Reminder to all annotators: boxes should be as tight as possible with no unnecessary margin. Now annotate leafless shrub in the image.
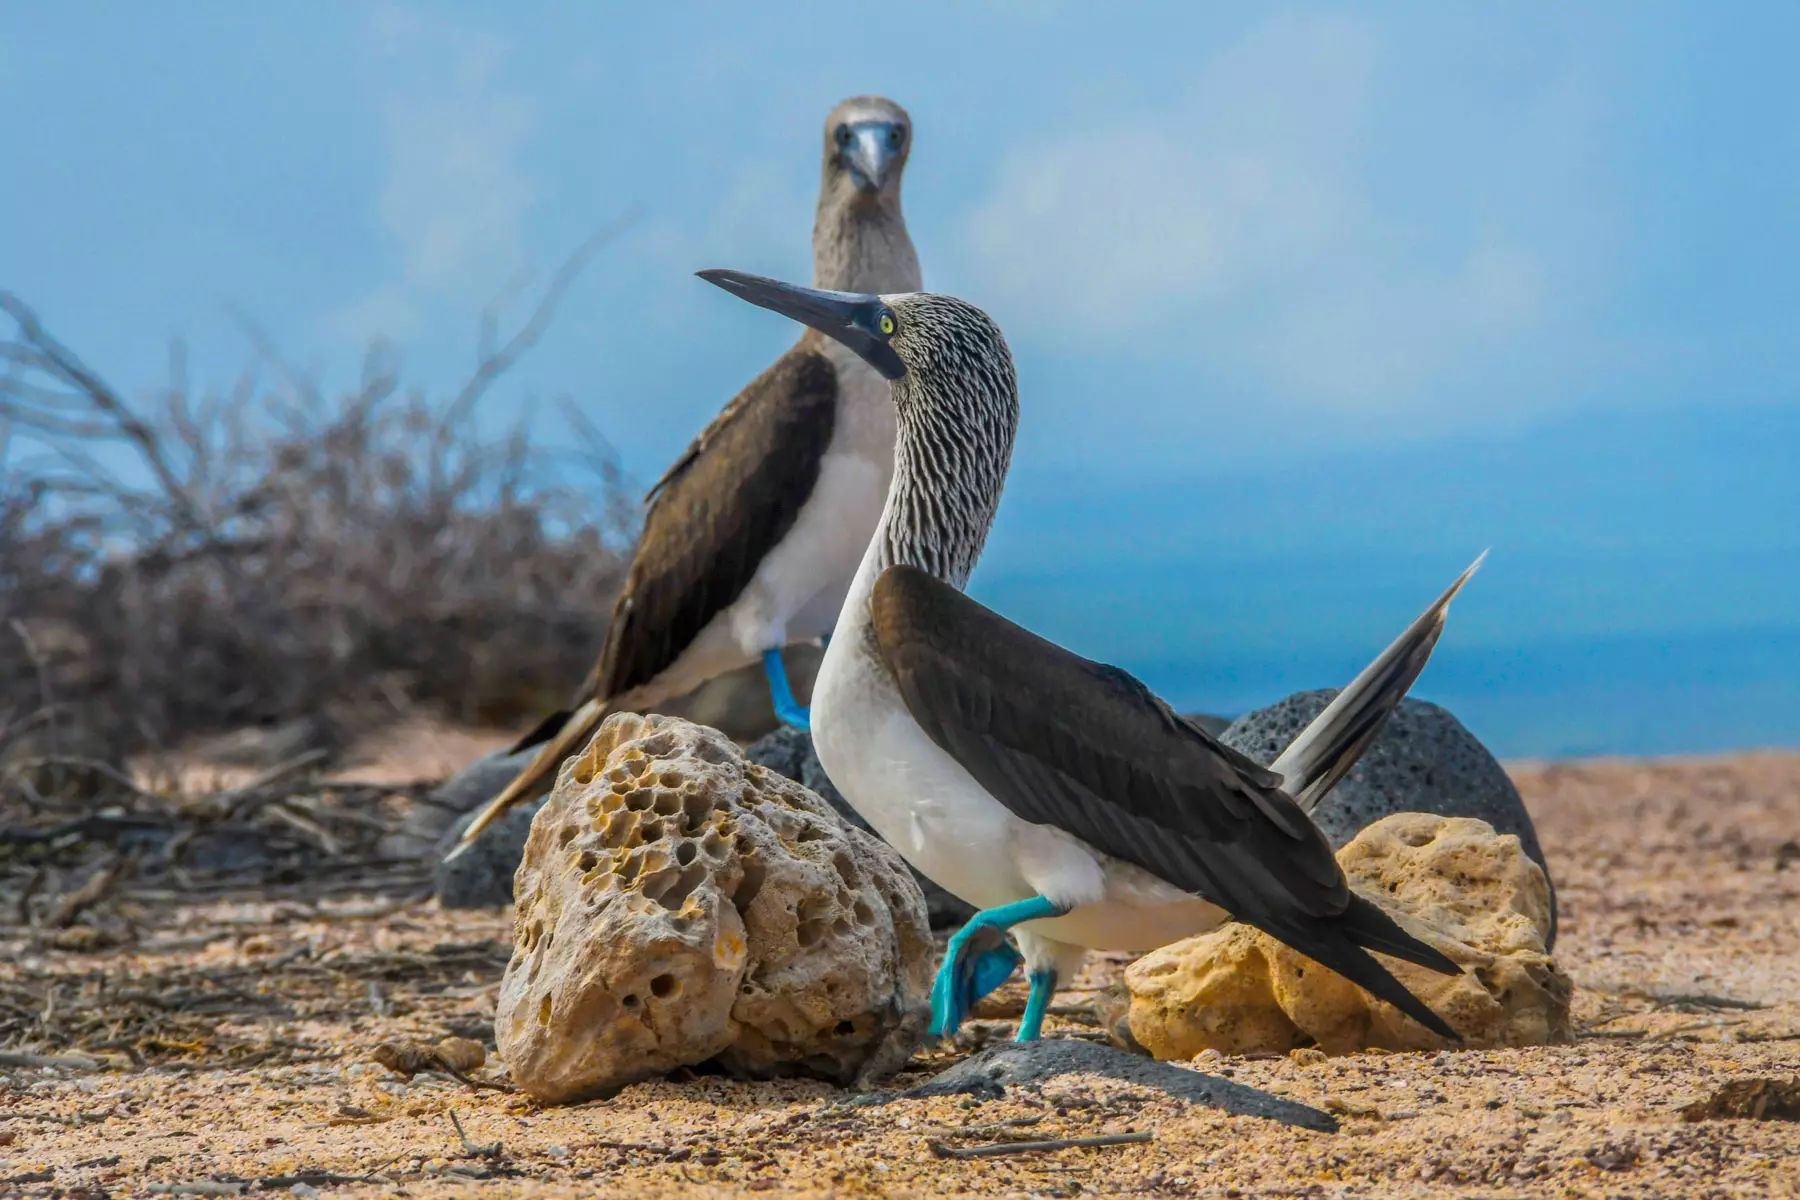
[0,231,637,772]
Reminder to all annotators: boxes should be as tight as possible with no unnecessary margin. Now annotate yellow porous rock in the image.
[495,714,934,1103]
[1126,813,1572,1058]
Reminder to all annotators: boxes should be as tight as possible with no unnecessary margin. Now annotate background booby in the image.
[452,97,921,853]
[699,269,1478,1045]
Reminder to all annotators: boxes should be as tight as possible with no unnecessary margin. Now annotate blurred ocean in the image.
[1129,624,1800,761]
[972,402,1800,761]
[979,567,1800,761]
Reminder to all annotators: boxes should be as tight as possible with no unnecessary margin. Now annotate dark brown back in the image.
[584,345,839,701]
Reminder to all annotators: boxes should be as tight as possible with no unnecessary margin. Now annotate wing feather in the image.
[584,345,838,702]
[870,564,1351,925]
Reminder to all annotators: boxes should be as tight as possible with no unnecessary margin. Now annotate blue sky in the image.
[5,3,1798,756]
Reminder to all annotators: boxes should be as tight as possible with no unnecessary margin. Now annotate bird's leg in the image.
[761,648,811,730]
[1015,968,1057,1042]
[928,896,1065,1040]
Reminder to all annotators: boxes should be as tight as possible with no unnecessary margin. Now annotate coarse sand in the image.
[4,752,1798,1198]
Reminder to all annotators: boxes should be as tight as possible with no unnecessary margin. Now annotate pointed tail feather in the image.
[445,698,606,862]
[1271,551,1486,813]
[1272,895,1463,1042]
[506,708,574,756]
[1336,890,1462,976]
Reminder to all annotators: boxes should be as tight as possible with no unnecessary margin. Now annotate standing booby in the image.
[452,97,921,853]
[696,268,1483,1044]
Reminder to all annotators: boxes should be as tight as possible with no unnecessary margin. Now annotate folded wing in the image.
[869,564,1466,1039]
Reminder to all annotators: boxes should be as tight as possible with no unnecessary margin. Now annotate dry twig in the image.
[48,852,133,927]
[927,1131,1154,1159]
[0,223,636,778]
[449,1109,504,1158]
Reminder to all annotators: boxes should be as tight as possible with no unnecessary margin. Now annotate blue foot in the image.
[970,943,1023,1005]
[762,648,810,730]
[1016,969,1057,1042]
[926,940,1022,1039]
[929,896,1064,1040]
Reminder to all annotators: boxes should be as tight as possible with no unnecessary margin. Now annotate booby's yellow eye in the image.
[878,313,895,335]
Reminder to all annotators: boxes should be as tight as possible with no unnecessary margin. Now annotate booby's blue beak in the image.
[843,121,903,193]
[698,269,907,380]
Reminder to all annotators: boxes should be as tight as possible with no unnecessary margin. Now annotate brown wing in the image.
[868,564,1343,918]
[868,564,1463,1039]
[584,343,838,702]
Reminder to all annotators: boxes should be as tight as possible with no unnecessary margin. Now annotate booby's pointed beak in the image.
[845,124,899,193]
[698,269,907,380]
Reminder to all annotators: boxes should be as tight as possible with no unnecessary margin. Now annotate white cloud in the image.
[328,6,537,343]
[962,11,1557,414]
[1240,234,1547,406]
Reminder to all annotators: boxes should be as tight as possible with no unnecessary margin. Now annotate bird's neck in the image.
[824,369,1017,703]
[863,374,1019,595]
[813,189,921,295]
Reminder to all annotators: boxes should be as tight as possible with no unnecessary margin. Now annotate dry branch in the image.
[0,229,637,781]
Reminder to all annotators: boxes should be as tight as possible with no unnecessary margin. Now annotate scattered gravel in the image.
[3,752,1797,1198]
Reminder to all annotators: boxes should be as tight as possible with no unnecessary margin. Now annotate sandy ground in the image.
[4,752,1798,1198]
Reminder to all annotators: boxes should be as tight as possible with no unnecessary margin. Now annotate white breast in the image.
[621,354,895,707]
[812,629,1031,911]
[812,582,1232,953]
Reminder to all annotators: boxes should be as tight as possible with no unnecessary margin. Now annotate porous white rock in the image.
[495,713,933,1102]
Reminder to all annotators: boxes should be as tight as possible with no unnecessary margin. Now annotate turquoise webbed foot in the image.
[969,943,1022,1004]
[928,895,1064,1040]
[762,648,810,730]
[927,939,1023,1040]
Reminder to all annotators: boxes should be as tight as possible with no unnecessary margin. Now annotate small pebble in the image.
[290,1185,320,1200]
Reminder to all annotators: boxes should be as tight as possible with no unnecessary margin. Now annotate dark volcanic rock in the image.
[431,746,542,909]
[870,1039,1336,1131]
[746,726,977,930]
[432,746,539,827]
[1221,688,1556,946]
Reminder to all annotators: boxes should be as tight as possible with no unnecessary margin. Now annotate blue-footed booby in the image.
[696,268,1483,1044]
[452,97,921,853]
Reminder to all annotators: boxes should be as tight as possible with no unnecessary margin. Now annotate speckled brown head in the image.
[813,96,921,295]
[820,95,913,206]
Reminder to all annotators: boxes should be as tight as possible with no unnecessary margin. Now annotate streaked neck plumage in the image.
[861,298,1020,593]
